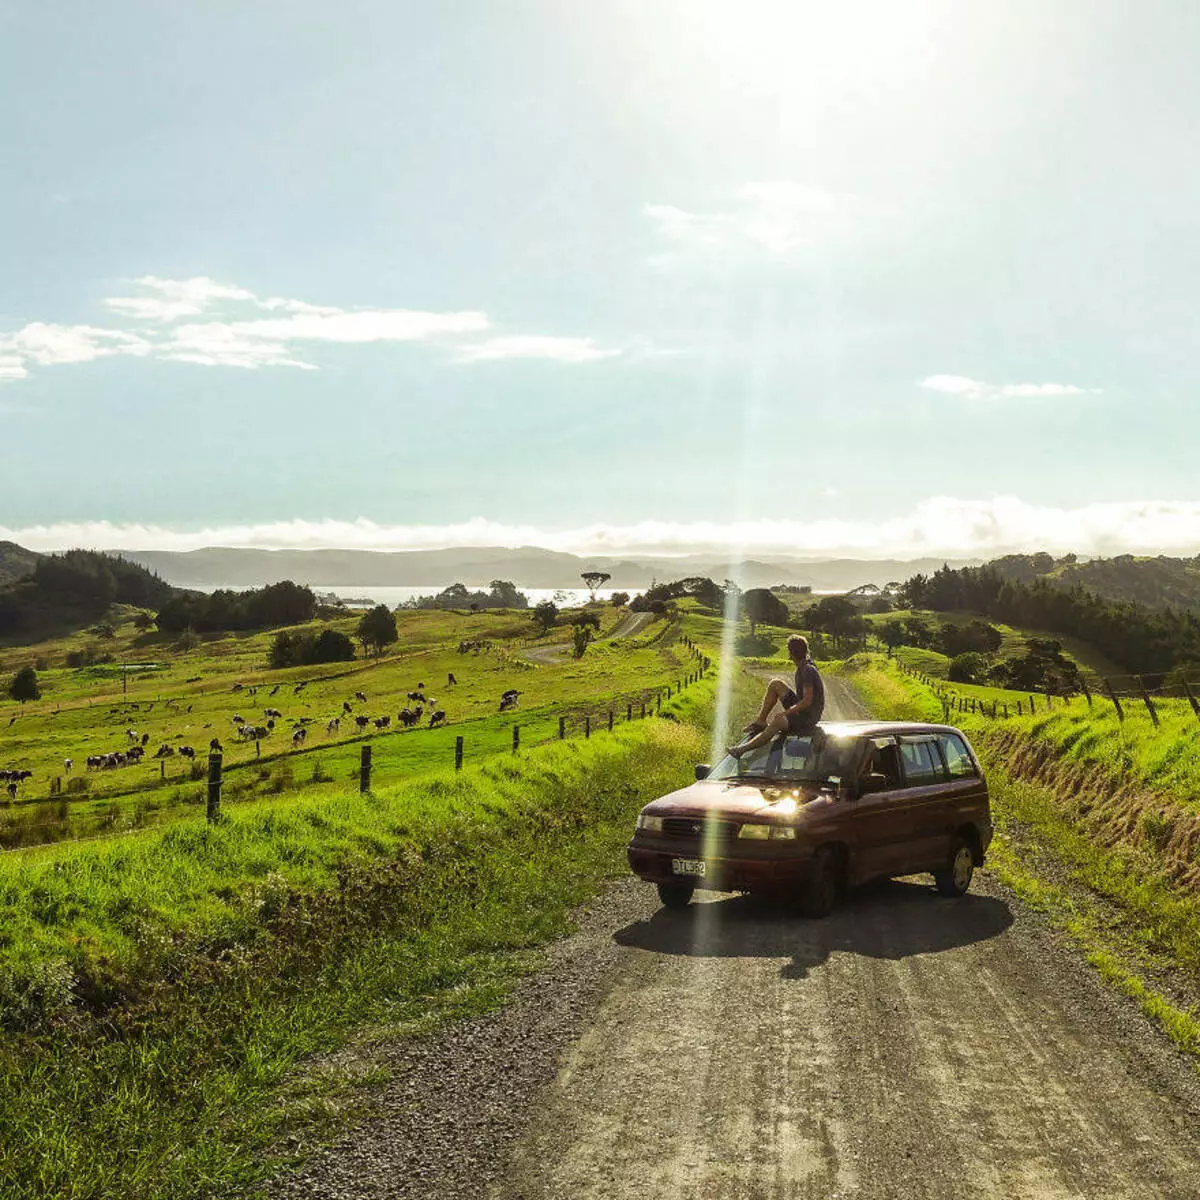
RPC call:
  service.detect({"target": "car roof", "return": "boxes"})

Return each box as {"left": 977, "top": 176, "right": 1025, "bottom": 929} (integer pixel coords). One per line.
{"left": 817, "top": 720, "right": 966, "bottom": 738}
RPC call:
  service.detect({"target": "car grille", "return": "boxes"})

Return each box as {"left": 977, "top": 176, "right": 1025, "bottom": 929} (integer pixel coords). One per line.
{"left": 661, "top": 817, "right": 740, "bottom": 842}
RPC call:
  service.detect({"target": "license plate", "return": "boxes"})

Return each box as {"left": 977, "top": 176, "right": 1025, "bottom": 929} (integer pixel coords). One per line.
{"left": 672, "top": 858, "right": 706, "bottom": 877}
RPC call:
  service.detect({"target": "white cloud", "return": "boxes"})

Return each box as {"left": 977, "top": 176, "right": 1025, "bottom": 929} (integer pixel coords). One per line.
{"left": 920, "top": 374, "right": 1098, "bottom": 401}
{"left": 645, "top": 182, "right": 864, "bottom": 258}
{"left": 2, "top": 276, "right": 612, "bottom": 379}
{"left": 6, "top": 497, "right": 1200, "bottom": 559}
{"left": 458, "top": 335, "right": 620, "bottom": 363}
{"left": 105, "top": 276, "right": 258, "bottom": 323}
{"left": 0, "top": 323, "right": 151, "bottom": 372}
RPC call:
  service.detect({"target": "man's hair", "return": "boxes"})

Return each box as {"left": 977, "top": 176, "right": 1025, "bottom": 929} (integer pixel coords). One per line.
{"left": 787, "top": 634, "right": 810, "bottom": 661}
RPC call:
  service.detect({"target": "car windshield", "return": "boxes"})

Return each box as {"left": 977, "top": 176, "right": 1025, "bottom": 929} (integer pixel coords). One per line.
{"left": 709, "top": 733, "right": 862, "bottom": 784}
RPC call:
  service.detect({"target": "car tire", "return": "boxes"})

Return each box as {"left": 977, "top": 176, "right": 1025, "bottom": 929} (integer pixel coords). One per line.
{"left": 935, "top": 837, "right": 975, "bottom": 897}
{"left": 657, "top": 881, "right": 695, "bottom": 909}
{"left": 801, "top": 847, "right": 840, "bottom": 918}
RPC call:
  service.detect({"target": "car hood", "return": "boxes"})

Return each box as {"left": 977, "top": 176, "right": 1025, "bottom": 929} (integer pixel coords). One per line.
{"left": 642, "top": 779, "right": 830, "bottom": 820}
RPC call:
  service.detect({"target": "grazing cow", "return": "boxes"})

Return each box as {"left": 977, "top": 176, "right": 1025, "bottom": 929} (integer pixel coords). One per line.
{"left": 154, "top": 744, "right": 175, "bottom": 758}
{"left": 264, "top": 707, "right": 282, "bottom": 719}
{"left": 355, "top": 691, "right": 367, "bottom": 703}
{"left": 232, "top": 683, "right": 243, "bottom": 692}
{"left": 373, "top": 715, "right": 391, "bottom": 730}
{"left": 501, "top": 689, "right": 520, "bottom": 701}
{"left": 499, "top": 694, "right": 518, "bottom": 712}
{"left": 354, "top": 715, "right": 370, "bottom": 730}
{"left": 127, "top": 746, "right": 144, "bottom": 762}
{"left": 342, "top": 700, "right": 353, "bottom": 715}
{"left": 292, "top": 728, "right": 306, "bottom": 747}
{"left": 179, "top": 746, "right": 195, "bottom": 759}
{"left": 406, "top": 690, "right": 425, "bottom": 703}
{"left": 267, "top": 719, "right": 275, "bottom": 731}
{"left": 141, "top": 732, "right": 150, "bottom": 746}
{"left": 448, "top": 672, "right": 457, "bottom": 685}
{"left": 233, "top": 715, "right": 245, "bottom": 725}
{"left": 6, "top": 782, "right": 15, "bottom": 801}
{"left": 64, "top": 758, "right": 73, "bottom": 773}
{"left": 398, "top": 708, "right": 419, "bottom": 728}
{"left": 126, "top": 728, "right": 138, "bottom": 741}
{"left": 326, "top": 717, "right": 340, "bottom": 735}
{"left": 269, "top": 684, "right": 280, "bottom": 696}
{"left": 252, "top": 726, "right": 269, "bottom": 740}
{"left": 211, "top": 738, "right": 223, "bottom": 752}
{"left": 429, "top": 710, "right": 446, "bottom": 728}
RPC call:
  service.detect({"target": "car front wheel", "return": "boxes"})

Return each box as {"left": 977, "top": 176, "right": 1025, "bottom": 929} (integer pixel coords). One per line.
{"left": 801, "top": 847, "right": 840, "bottom": 918}
{"left": 657, "top": 881, "right": 695, "bottom": 909}
{"left": 935, "top": 837, "right": 975, "bottom": 897}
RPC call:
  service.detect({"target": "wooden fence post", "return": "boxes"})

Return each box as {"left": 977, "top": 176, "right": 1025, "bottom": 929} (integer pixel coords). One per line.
{"left": 1183, "top": 677, "right": 1200, "bottom": 723}
{"left": 1028, "top": 695, "right": 1037, "bottom": 713}
{"left": 607, "top": 710, "right": 614, "bottom": 732}
{"left": 455, "top": 735, "right": 464, "bottom": 770}
{"left": 1137, "top": 678, "right": 1160, "bottom": 728}
{"left": 558, "top": 716, "right": 566, "bottom": 739}
{"left": 359, "top": 744, "right": 372, "bottom": 793}
{"left": 1081, "top": 678, "right": 1093, "bottom": 708}
{"left": 206, "top": 753, "right": 222, "bottom": 823}
{"left": 256, "top": 739, "right": 261, "bottom": 758}
{"left": 1017, "top": 700, "right": 1023, "bottom": 716}
{"left": 640, "top": 701, "right": 647, "bottom": 718}
{"left": 626, "top": 703, "right": 632, "bottom": 722}
{"left": 1104, "top": 679, "right": 1125, "bottom": 722}
{"left": 160, "top": 760, "right": 166, "bottom": 781}
{"left": 512, "top": 725, "right": 520, "bottom": 753}
{"left": 585, "top": 716, "right": 591, "bottom": 738}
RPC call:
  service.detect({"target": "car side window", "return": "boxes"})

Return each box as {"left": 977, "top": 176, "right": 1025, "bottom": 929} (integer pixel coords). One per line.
{"left": 937, "top": 733, "right": 977, "bottom": 779}
{"left": 899, "top": 738, "right": 946, "bottom": 786}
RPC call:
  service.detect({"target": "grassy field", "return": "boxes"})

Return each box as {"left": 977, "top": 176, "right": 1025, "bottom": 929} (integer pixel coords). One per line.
{"left": 0, "top": 602, "right": 699, "bottom": 846}
{"left": 834, "top": 651, "right": 1200, "bottom": 1064}
{"left": 0, "top": 603, "right": 746, "bottom": 1200}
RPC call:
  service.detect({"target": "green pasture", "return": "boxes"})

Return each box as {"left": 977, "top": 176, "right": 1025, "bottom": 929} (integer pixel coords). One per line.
{"left": 0, "top": 602, "right": 694, "bottom": 844}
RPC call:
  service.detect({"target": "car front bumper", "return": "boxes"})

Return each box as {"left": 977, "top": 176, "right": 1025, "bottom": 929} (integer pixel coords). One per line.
{"left": 627, "top": 837, "right": 816, "bottom": 892}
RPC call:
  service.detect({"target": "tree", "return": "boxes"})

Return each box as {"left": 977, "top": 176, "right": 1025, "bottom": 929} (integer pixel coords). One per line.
{"left": 356, "top": 605, "right": 398, "bottom": 657}
{"left": 580, "top": 571, "right": 611, "bottom": 601}
{"left": 9, "top": 666, "right": 40, "bottom": 704}
{"left": 879, "top": 619, "right": 908, "bottom": 652}
{"left": 572, "top": 625, "right": 593, "bottom": 658}
{"left": 573, "top": 611, "right": 602, "bottom": 631}
{"left": 488, "top": 580, "right": 528, "bottom": 609}
{"left": 948, "top": 652, "right": 990, "bottom": 684}
{"left": 743, "top": 588, "right": 789, "bottom": 636}
{"left": 133, "top": 609, "right": 155, "bottom": 630}
{"left": 533, "top": 600, "right": 559, "bottom": 634}
{"left": 610, "top": 591, "right": 630, "bottom": 607}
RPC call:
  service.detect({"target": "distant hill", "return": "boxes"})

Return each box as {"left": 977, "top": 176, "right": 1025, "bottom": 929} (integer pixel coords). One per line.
{"left": 122, "top": 546, "right": 976, "bottom": 592}
{"left": 0, "top": 541, "right": 41, "bottom": 587}
{"left": 987, "top": 553, "right": 1200, "bottom": 611}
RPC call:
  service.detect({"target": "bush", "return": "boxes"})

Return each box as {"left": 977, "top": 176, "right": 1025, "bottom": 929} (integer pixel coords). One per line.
{"left": 610, "top": 592, "right": 630, "bottom": 607}
{"left": 947, "top": 651, "right": 990, "bottom": 684}
{"left": 735, "top": 631, "right": 777, "bottom": 657}
{"left": 269, "top": 629, "right": 356, "bottom": 669}
{"left": 572, "top": 626, "right": 593, "bottom": 658}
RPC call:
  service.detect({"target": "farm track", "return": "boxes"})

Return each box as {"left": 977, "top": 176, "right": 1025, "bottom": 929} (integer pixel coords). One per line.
{"left": 269, "top": 677, "right": 1200, "bottom": 1200}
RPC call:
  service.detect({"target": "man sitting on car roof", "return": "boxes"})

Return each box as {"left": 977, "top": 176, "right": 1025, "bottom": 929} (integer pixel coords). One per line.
{"left": 728, "top": 634, "right": 825, "bottom": 758}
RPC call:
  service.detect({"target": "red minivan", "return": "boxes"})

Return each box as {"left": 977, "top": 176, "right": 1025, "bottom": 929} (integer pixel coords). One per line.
{"left": 627, "top": 721, "right": 992, "bottom": 915}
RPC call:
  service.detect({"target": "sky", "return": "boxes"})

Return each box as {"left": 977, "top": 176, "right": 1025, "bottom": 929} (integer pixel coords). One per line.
{"left": 2, "top": 0, "right": 1198, "bottom": 560}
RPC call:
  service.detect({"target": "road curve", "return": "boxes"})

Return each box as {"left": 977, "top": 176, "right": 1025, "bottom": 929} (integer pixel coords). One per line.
{"left": 271, "top": 677, "right": 1200, "bottom": 1200}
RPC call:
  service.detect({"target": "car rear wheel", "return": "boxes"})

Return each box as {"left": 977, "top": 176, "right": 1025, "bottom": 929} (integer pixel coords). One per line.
{"left": 935, "top": 837, "right": 975, "bottom": 897}
{"left": 801, "top": 847, "right": 840, "bottom": 918}
{"left": 657, "top": 881, "right": 695, "bottom": 909}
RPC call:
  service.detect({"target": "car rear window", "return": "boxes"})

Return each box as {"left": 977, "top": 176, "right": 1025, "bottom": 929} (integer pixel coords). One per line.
{"left": 899, "top": 738, "right": 946, "bottom": 786}
{"left": 937, "top": 733, "right": 977, "bottom": 778}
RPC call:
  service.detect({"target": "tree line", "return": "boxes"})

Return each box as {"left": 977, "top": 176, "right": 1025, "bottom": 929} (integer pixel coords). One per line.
{"left": 898, "top": 565, "right": 1200, "bottom": 676}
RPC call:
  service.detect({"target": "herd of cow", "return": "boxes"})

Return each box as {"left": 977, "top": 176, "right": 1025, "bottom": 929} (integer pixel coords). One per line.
{"left": 2, "top": 669, "right": 526, "bottom": 801}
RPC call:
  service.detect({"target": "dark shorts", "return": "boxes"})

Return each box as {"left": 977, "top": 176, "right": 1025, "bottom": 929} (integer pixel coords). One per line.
{"left": 780, "top": 689, "right": 820, "bottom": 734}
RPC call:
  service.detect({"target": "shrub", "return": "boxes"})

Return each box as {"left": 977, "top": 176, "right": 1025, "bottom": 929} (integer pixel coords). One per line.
{"left": 7, "top": 666, "right": 40, "bottom": 703}
{"left": 735, "top": 631, "right": 777, "bottom": 657}
{"left": 572, "top": 626, "right": 593, "bottom": 658}
{"left": 948, "top": 651, "right": 990, "bottom": 684}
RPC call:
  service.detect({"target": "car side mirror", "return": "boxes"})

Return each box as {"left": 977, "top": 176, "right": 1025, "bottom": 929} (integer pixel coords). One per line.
{"left": 694, "top": 763, "right": 711, "bottom": 781}
{"left": 859, "top": 772, "right": 890, "bottom": 795}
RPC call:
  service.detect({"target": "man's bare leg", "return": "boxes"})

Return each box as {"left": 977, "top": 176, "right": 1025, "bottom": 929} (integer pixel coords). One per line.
{"left": 743, "top": 678, "right": 791, "bottom": 733}
{"left": 729, "top": 711, "right": 789, "bottom": 758}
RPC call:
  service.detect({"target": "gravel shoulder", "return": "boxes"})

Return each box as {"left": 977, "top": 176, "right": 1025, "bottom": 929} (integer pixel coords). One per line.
{"left": 267, "top": 676, "right": 1200, "bottom": 1200}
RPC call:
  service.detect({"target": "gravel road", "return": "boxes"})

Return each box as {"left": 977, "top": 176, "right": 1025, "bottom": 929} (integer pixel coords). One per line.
{"left": 268, "top": 677, "right": 1200, "bottom": 1200}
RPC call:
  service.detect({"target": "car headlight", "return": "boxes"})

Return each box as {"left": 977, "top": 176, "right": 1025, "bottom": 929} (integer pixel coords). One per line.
{"left": 637, "top": 814, "right": 663, "bottom": 833}
{"left": 738, "top": 823, "right": 796, "bottom": 840}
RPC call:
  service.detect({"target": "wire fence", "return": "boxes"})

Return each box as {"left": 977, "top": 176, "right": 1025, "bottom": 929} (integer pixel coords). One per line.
{"left": 894, "top": 660, "right": 1200, "bottom": 730}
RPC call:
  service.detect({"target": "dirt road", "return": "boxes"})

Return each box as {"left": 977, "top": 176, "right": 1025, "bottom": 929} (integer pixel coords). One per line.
{"left": 520, "top": 611, "right": 657, "bottom": 665}
{"left": 271, "top": 677, "right": 1200, "bottom": 1200}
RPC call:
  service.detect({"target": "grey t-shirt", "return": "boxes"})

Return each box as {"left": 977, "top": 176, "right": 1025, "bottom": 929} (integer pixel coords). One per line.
{"left": 794, "top": 660, "right": 825, "bottom": 723}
